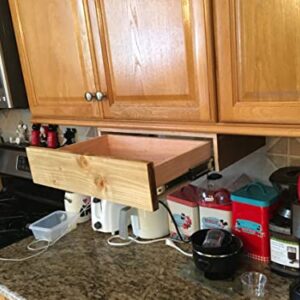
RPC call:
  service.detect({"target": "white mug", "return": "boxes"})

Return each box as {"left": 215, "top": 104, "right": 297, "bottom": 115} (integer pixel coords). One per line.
{"left": 64, "top": 192, "right": 91, "bottom": 223}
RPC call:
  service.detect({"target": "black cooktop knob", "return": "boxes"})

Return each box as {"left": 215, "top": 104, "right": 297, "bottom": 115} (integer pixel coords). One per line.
{"left": 94, "top": 222, "right": 102, "bottom": 230}
{"left": 93, "top": 198, "right": 101, "bottom": 204}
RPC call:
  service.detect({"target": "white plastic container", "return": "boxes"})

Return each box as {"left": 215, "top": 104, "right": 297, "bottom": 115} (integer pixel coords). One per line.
{"left": 29, "top": 211, "right": 78, "bottom": 242}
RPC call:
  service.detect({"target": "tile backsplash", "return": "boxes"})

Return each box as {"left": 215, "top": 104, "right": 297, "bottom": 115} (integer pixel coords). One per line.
{"left": 266, "top": 137, "right": 300, "bottom": 168}
{"left": 0, "top": 109, "right": 97, "bottom": 142}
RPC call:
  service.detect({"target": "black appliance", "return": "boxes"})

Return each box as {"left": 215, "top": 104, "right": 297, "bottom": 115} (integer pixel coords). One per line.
{"left": 0, "top": 0, "right": 28, "bottom": 108}
{"left": 269, "top": 167, "right": 300, "bottom": 277}
{"left": 191, "top": 229, "right": 243, "bottom": 280}
{"left": 0, "top": 143, "right": 64, "bottom": 248}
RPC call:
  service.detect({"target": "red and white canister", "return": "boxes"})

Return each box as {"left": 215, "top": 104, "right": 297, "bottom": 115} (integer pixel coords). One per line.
{"left": 167, "top": 185, "right": 200, "bottom": 241}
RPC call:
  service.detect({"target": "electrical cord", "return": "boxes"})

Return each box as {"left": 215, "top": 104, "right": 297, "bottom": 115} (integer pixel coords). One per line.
{"left": 107, "top": 201, "right": 193, "bottom": 257}
{"left": 165, "top": 239, "right": 192, "bottom": 257}
{"left": 107, "top": 235, "right": 168, "bottom": 247}
{"left": 107, "top": 234, "right": 193, "bottom": 257}
{"left": 158, "top": 200, "right": 190, "bottom": 243}
{"left": 0, "top": 205, "right": 91, "bottom": 262}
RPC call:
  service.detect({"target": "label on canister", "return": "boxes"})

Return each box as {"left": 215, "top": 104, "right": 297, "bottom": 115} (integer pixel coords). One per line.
{"left": 270, "top": 237, "right": 300, "bottom": 268}
{"left": 235, "top": 219, "right": 264, "bottom": 237}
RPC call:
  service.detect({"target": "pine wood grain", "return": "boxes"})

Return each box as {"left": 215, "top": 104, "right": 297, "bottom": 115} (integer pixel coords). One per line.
{"left": 27, "top": 147, "right": 157, "bottom": 211}
{"left": 26, "top": 135, "right": 211, "bottom": 211}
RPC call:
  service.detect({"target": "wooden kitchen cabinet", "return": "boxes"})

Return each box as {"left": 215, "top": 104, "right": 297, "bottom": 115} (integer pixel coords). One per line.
{"left": 93, "top": 0, "right": 216, "bottom": 122}
{"left": 9, "top": 0, "right": 216, "bottom": 124}
{"left": 214, "top": 0, "right": 300, "bottom": 125}
{"left": 9, "top": 0, "right": 103, "bottom": 120}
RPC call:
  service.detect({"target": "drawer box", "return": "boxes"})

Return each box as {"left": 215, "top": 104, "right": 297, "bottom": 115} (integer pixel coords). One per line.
{"left": 26, "top": 135, "right": 211, "bottom": 211}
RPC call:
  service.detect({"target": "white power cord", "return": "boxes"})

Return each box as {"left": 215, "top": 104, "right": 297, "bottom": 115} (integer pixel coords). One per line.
{"left": 107, "top": 235, "right": 167, "bottom": 247}
{"left": 0, "top": 205, "right": 90, "bottom": 262}
{"left": 107, "top": 235, "right": 193, "bottom": 258}
{"left": 165, "top": 238, "right": 193, "bottom": 257}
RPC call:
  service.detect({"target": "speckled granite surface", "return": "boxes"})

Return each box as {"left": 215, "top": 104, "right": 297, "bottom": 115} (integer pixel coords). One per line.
{"left": 0, "top": 223, "right": 293, "bottom": 300}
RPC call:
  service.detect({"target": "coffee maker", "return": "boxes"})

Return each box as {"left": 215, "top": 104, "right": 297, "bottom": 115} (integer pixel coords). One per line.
{"left": 269, "top": 167, "right": 300, "bottom": 277}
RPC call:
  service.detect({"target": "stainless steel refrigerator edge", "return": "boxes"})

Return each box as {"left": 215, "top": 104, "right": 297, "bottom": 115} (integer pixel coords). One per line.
{"left": 0, "top": 0, "right": 27, "bottom": 109}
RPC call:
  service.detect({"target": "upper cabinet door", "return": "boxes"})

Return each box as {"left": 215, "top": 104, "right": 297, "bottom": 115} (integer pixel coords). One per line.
{"left": 215, "top": 0, "right": 300, "bottom": 124}
{"left": 94, "top": 0, "right": 216, "bottom": 122}
{"left": 9, "top": 0, "right": 102, "bottom": 120}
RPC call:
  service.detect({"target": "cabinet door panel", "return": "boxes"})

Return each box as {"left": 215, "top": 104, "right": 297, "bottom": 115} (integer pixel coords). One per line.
{"left": 96, "top": 0, "right": 216, "bottom": 122}
{"left": 10, "top": 0, "right": 102, "bottom": 120}
{"left": 215, "top": 0, "right": 300, "bottom": 124}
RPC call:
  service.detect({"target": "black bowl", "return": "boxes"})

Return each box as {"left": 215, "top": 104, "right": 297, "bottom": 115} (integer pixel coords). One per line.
{"left": 192, "top": 234, "right": 243, "bottom": 280}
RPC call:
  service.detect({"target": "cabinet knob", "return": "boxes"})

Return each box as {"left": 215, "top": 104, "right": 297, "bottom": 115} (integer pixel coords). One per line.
{"left": 84, "top": 92, "right": 94, "bottom": 102}
{"left": 95, "top": 91, "right": 106, "bottom": 101}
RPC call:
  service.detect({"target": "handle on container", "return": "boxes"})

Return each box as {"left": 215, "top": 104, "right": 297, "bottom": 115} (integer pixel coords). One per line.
{"left": 245, "top": 182, "right": 267, "bottom": 195}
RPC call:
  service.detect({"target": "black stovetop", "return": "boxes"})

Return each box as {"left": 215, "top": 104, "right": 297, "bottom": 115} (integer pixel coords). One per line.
{"left": 0, "top": 177, "right": 65, "bottom": 249}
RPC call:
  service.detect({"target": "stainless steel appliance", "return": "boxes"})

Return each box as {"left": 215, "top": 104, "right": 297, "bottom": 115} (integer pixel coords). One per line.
{"left": 0, "top": 0, "right": 27, "bottom": 108}
{"left": 0, "top": 143, "right": 64, "bottom": 248}
{"left": 269, "top": 167, "right": 300, "bottom": 277}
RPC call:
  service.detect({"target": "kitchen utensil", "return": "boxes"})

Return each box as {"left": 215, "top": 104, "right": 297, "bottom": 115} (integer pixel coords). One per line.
{"left": 167, "top": 184, "right": 200, "bottom": 241}
{"left": 269, "top": 167, "right": 300, "bottom": 224}
{"left": 191, "top": 229, "right": 243, "bottom": 280}
{"left": 240, "top": 272, "right": 267, "bottom": 298}
{"left": 131, "top": 203, "right": 169, "bottom": 239}
{"left": 118, "top": 201, "right": 169, "bottom": 240}
{"left": 47, "top": 124, "right": 59, "bottom": 148}
{"left": 231, "top": 181, "right": 279, "bottom": 262}
{"left": 269, "top": 167, "right": 300, "bottom": 276}
{"left": 91, "top": 198, "right": 127, "bottom": 234}
{"left": 64, "top": 192, "right": 91, "bottom": 223}
{"left": 30, "top": 124, "right": 41, "bottom": 146}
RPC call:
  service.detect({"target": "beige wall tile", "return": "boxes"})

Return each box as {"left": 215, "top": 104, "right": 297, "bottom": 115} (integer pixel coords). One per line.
{"left": 289, "top": 138, "right": 300, "bottom": 157}
{"left": 266, "top": 154, "right": 288, "bottom": 169}
{"left": 0, "top": 109, "right": 97, "bottom": 143}
{"left": 266, "top": 137, "right": 288, "bottom": 155}
{"left": 289, "top": 156, "right": 300, "bottom": 166}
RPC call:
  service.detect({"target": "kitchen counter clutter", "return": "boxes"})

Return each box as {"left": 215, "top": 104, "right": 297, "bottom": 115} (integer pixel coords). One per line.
{"left": 0, "top": 223, "right": 292, "bottom": 300}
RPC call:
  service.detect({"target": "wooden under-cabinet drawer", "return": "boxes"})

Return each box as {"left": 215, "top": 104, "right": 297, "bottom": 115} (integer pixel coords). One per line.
{"left": 26, "top": 135, "right": 211, "bottom": 211}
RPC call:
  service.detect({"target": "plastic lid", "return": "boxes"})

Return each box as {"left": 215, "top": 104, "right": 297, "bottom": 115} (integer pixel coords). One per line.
{"left": 198, "top": 200, "right": 232, "bottom": 211}
{"left": 167, "top": 185, "right": 199, "bottom": 207}
{"left": 231, "top": 181, "right": 279, "bottom": 207}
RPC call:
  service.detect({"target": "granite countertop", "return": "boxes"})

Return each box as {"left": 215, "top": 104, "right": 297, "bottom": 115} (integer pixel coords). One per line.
{"left": 0, "top": 223, "right": 293, "bottom": 300}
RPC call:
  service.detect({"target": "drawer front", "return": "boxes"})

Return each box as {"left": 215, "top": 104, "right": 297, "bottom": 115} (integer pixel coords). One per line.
{"left": 27, "top": 147, "right": 157, "bottom": 211}
{"left": 27, "top": 135, "right": 211, "bottom": 211}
